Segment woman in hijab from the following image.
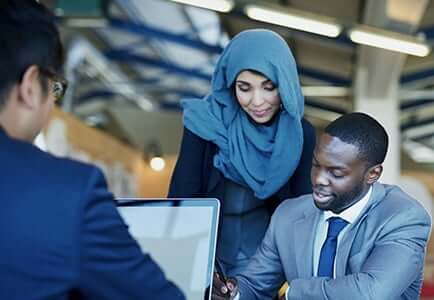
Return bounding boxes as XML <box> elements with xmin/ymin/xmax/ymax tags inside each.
<box><xmin>168</xmin><ymin>29</ymin><xmax>315</xmax><ymax>276</ymax></box>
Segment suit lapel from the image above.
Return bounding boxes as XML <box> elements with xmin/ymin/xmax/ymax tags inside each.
<box><xmin>335</xmin><ymin>183</ymin><xmax>386</xmax><ymax>276</ymax></box>
<box><xmin>335</xmin><ymin>214</ymin><xmax>367</xmax><ymax>275</ymax></box>
<box><xmin>293</xmin><ymin>207</ymin><xmax>321</xmax><ymax>278</ymax></box>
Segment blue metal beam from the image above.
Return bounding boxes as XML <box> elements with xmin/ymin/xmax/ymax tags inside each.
<box><xmin>401</xmin><ymin>116</ymin><xmax>434</xmax><ymax>130</ymax></box>
<box><xmin>400</xmin><ymin>69</ymin><xmax>434</xmax><ymax>84</ymax></box>
<box><xmin>401</xmin><ymin>99</ymin><xmax>434</xmax><ymax>110</ymax></box>
<box><xmin>160</xmin><ymin>101</ymin><xmax>182</xmax><ymax>111</ymax></box>
<box><xmin>112</xmin><ymin>39</ymin><xmax>152</xmax><ymax>55</ymax></box>
<box><xmin>160</xmin><ymin>89</ymin><xmax>205</xmax><ymax>99</ymax></box>
<box><xmin>106</xmin><ymin>50</ymin><xmax>213</xmax><ymax>81</ymax></box>
<box><xmin>413</xmin><ymin>132</ymin><xmax>434</xmax><ymax>142</ymax></box>
<box><xmin>298</xmin><ymin>66</ymin><xmax>351</xmax><ymax>86</ymax></box>
<box><xmin>129</xmin><ymin>77</ymin><xmax>163</xmax><ymax>85</ymax></box>
<box><xmin>419</xmin><ymin>25</ymin><xmax>434</xmax><ymax>41</ymax></box>
<box><xmin>77</xmin><ymin>87</ymin><xmax>205</xmax><ymax>104</ymax></box>
<box><xmin>78</xmin><ymin>90</ymin><xmax>116</xmax><ymax>103</ymax></box>
<box><xmin>305</xmin><ymin>97</ymin><xmax>348</xmax><ymax>115</ymax></box>
<box><xmin>108</xmin><ymin>18</ymin><xmax>223</xmax><ymax>54</ymax></box>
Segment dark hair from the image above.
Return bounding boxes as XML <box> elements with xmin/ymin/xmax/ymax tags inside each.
<box><xmin>0</xmin><ymin>0</ymin><xmax>63</xmax><ymax>110</ymax></box>
<box><xmin>325</xmin><ymin>112</ymin><xmax>389</xmax><ymax>167</ymax></box>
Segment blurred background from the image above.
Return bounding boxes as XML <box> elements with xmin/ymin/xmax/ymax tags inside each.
<box><xmin>35</xmin><ymin>0</ymin><xmax>434</xmax><ymax>296</ymax></box>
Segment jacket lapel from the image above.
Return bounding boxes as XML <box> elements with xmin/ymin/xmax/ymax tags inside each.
<box><xmin>334</xmin><ymin>215</ymin><xmax>368</xmax><ymax>276</ymax></box>
<box><xmin>293</xmin><ymin>206</ymin><xmax>321</xmax><ymax>278</ymax></box>
<box><xmin>335</xmin><ymin>183</ymin><xmax>386</xmax><ymax>276</ymax></box>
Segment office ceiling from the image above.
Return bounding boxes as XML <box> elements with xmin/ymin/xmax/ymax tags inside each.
<box><xmin>41</xmin><ymin>0</ymin><xmax>434</xmax><ymax>165</ymax></box>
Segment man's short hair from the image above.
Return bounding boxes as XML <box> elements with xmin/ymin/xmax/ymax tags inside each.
<box><xmin>0</xmin><ymin>0</ymin><xmax>63</xmax><ymax>110</ymax></box>
<box><xmin>324</xmin><ymin>112</ymin><xmax>389</xmax><ymax>167</ymax></box>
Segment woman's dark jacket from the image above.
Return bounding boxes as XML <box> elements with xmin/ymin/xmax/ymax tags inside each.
<box><xmin>168</xmin><ymin>118</ymin><xmax>316</xmax><ymax>215</ymax></box>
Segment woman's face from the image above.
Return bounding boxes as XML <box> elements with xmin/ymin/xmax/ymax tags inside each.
<box><xmin>235</xmin><ymin>70</ymin><xmax>281</xmax><ymax>124</ymax></box>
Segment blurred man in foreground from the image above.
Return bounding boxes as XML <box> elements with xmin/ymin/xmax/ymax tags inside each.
<box><xmin>0</xmin><ymin>1</ymin><xmax>184</xmax><ymax>299</ymax></box>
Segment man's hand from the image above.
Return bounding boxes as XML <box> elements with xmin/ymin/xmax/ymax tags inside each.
<box><xmin>211</xmin><ymin>272</ymin><xmax>238</xmax><ymax>300</ymax></box>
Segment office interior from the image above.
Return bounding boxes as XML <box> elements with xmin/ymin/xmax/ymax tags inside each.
<box><xmin>37</xmin><ymin>0</ymin><xmax>434</xmax><ymax>298</ymax></box>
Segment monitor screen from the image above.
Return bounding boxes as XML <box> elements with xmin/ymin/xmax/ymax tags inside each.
<box><xmin>117</xmin><ymin>199</ymin><xmax>220</xmax><ymax>300</ymax></box>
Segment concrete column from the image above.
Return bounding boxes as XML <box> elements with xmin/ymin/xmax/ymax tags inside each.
<box><xmin>354</xmin><ymin>55</ymin><xmax>402</xmax><ymax>183</ymax></box>
<box><xmin>353</xmin><ymin>0</ymin><xmax>428</xmax><ymax>184</ymax></box>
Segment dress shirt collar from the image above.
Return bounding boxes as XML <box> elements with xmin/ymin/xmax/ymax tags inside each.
<box><xmin>324</xmin><ymin>186</ymin><xmax>372</xmax><ymax>224</ymax></box>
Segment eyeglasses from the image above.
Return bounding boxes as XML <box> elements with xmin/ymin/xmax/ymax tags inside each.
<box><xmin>39</xmin><ymin>67</ymin><xmax>68</xmax><ymax>102</ymax></box>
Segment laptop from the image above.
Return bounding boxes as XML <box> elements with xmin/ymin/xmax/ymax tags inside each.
<box><xmin>116</xmin><ymin>198</ymin><xmax>220</xmax><ymax>300</ymax></box>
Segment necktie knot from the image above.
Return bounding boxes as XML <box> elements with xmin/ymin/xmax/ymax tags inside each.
<box><xmin>327</xmin><ymin>217</ymin><xmax>348</xmax><ymax>239</ymax></box>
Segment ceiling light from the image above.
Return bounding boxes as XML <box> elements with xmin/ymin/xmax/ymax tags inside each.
<box><xmin>150</xmin><ymin>157</ymin><xmax>166</xmax><ymax>172</ymax></box>
<box><xmin>170</xmin><ymin>0</ymin><xmax>234</xmax><ymax>13</ymax></box>
<box><xmin>349</xmin><ymin>25</ymin><xmax>430</xmax><ymax>57</ymax></box>
<box><xmin>145</xmin><ymin>141</ymin><xmax>166</xmax><ymax>172</ymax></box>
<box><xmin>244</xmin><ymin>4</ymin><xmax>342</xmax><ymax>38</ymax></box>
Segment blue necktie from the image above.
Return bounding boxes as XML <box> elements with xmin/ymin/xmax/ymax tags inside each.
<box><xmin>317</xmin><ymin>217</ymin><xmax>348</xmax><ymax>277</ymax></box>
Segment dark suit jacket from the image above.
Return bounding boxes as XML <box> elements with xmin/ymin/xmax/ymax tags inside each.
<box><xmin>0</xmin><ymin>127</ymin><xmax>185</xmax><ymax>300</ymax></box>
<box><xmin>168</xmin><ymin>118</ymin><xmax>316</xmax><ymax>211</ymax></box>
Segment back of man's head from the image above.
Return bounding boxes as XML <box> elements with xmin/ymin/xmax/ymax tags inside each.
<box><xmin>324</xmin><ymin>112</ymin><xmax>389</xmax><ymax>167</ymax></box>
<box><xmin>0</xmin><ymin>0</ymin><xmax>63</xmax><ymax>110</ymax></box>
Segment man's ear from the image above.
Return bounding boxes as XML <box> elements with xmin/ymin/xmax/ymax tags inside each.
<box><xmin>366</xmin><ymin>164</ymin><xmax>383</xmax><ymax>185</ymax></box>
<box><xmin>17</xmin><ymin>65</ymin><xmax>40</xmax><ymax>109</ymax></box>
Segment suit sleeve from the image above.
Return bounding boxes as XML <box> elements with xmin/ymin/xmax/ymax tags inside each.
<box><xmin>287</xmin><ymin>206</ymin><xmax>431</xmax><ymax>300</ymax></box>
<box><xmin>289</xmin><ymin>118</ymin><xmax>315</xmax><ymax>197</ymax></box>
<box><xmin>78</xmin><ymin>167</ymin><xmax>185</xmax><ymax>300</ymax></box>
<box><xmin>168</xmin><ymin>127</ymin><xmax>207</xmax><ymax>197</ymax></box>
<box><xmin>236</xmin><ymin>205</ymin><xmax>286</xmax><ymax>300</ymax></box>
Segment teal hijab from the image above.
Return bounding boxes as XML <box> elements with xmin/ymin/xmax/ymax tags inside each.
<box><xmin>182</xmin><ymin>29</ymin><xmax>305</xmax><ymax>199</ymax></box>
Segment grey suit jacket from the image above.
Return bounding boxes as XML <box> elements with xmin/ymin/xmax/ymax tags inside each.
<box><xmin>237</xmin><ymin>183</ymin><xmax>432</xmax><ymax>300</ymax></box>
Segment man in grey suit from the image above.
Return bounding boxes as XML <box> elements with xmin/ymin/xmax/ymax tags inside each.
<box><xmin>212</xmin><ymin>112</ymin><xmax>432</xmax><ymax>300</ymax></box>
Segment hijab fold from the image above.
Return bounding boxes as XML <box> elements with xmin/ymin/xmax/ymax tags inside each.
<box><xmin>182</xmin><ymin>29</ymin><xmax>305</xmax><ymax>199</ymax></box>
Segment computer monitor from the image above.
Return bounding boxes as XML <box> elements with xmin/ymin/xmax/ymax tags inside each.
<box><xmin>116</xmin><ymin>198</ymin><xmax>220</xmax><ymax>300</ymax></box>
